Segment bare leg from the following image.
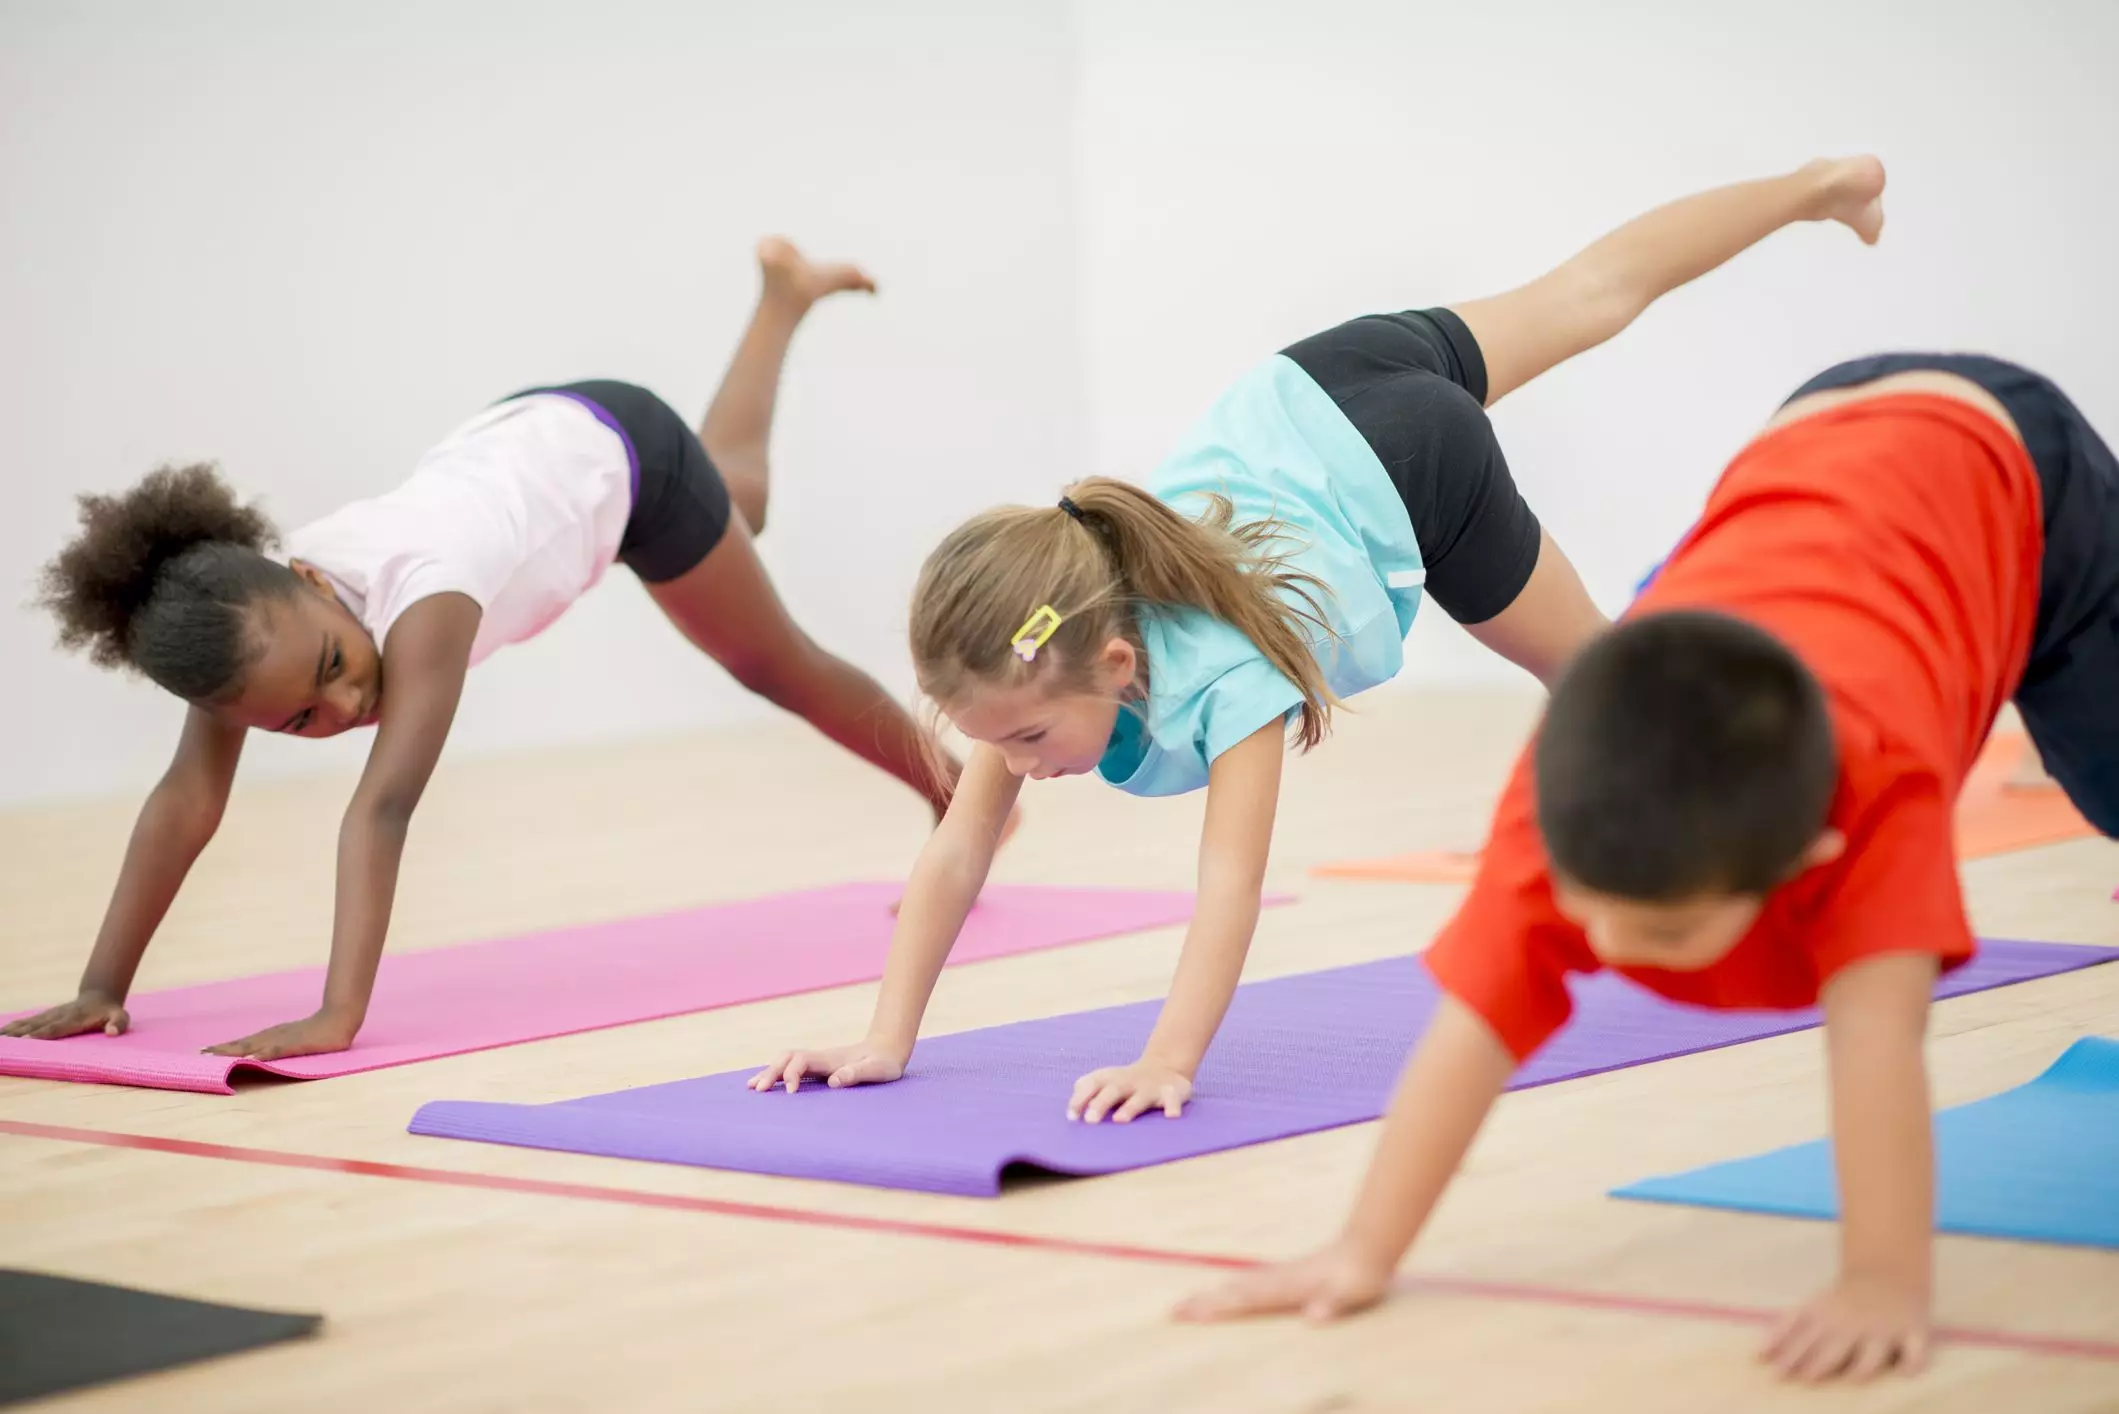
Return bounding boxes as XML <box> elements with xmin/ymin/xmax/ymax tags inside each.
<box><xmin>1451</xmin><ymin>155</ymin><xmax>1887</xmax><ymax>407</ymax></box>
<box><xmin>699</xmin><ymin>237</ymin><xmax>876</xmax><ymax>534</ymax></box>
<box><xmin>1463</xmin><ymin>528</ymin><xmax>1610</xmax><ymax>686</ymax></box>
<box><xmin>647</xmin><ymin>516</ymin><xmax>958</xmax><ymax>819</ymax></box>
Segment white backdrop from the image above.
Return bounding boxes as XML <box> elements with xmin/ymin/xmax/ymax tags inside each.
<box><xmin>1074</xmin><ymin>0</ymin><xmax>2119</xmax><ymax>683</ymax></box>
<box><xmin>7</xmin><ymin>0</ymin><xmax>2116</xmax><ymax>806</ymax></box>
<box><xmin>0</xmin><ymin>0</ymin><xmax>1085</xmax><ymax>805</ymax></box>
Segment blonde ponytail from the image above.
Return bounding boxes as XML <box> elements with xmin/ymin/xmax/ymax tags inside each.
<box><xmin>910</xmin><ymin>476</ymin><xmax>1339</xmax><ymax>749</ymax></box>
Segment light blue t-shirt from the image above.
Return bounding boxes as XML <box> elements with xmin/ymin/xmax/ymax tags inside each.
<box><xmin>1096</xmin><ymin>354</ymin><xmax>1427</xmax><ymax>798</ymax></box>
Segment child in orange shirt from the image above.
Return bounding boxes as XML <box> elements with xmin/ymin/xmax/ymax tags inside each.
<box><xmin>1181</xmin><ymin>352</ymin><xmax>2119</xmax><ymax>1382</ymax></box>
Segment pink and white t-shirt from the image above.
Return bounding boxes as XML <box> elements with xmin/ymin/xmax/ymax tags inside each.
<box><xmin>283</xmin><ymin>395</ymin><xmax>632</xmax><ymax>665</ymax></box>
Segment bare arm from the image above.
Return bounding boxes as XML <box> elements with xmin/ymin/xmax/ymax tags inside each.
<box><xmin>865</xmin><ymin>743</ymin><xmax>1023</xmax><ymax>1054</ymax></box>
<box><xmin>1337</xmin><ymin>995</ymin><xmax>1519</xmax><ymax>1262</ymax></box>
<box><xmin>752</xmin><ymin>742</ymin><xmax>1021</xmax><ymax>1091</ymax></box>
<box><xmin>2</xmin><ymin>705</ymin><xmax>244</xmax><ymax>1039</ymax></box>
<box><xmin>1451</xmin><ymin>156</ymin><xmax>1885</xmax><ymax>406</ymax></box>
<box><xmin>206</xmin><ymin>593</ymin><xmax>481</xmax><ymax>1059</ymax></box>
<box><xmin>1765</xmin><ymin>951</ymin><xmax>1937</xmax><ymax>1380</ymax></box>
<box><xmin>1177</xmin><ymin>992</ymin><xmax>1517</xmax><ymax>1321</ymax></box>
<box><xmin>1072</xmin><ymin>722</ymin><xmax>1283</xmax><ymax>1121</ymax></box>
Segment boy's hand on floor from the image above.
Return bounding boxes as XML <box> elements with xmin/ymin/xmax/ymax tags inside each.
<box><xmin>1172</xmin><ymin>1239</ymin><xmax>1394</xmax><ymax>1324</ymax></box>
<box><xmin>1068</xmin><ymin>1058</ymin><xmax>1193</xmax><ymax>1123</ymax></box>
<box><xmin>1764</xmin><ymin>1272</ymin><xmax>1931</xmax><ymax>1382</ymax></box>
<box><xmin>750</xmin><ymin>1040</ymin><xmax>907</xmax><ymax>1094</ymax></box>
<box><xmin>203</xmin><ymin>1010</ymin><xmax>358</xmax><ymax>1062</ymax></box>
<box><xmin>2</xmin><ymin>991</ymin><xmax>130</xmax><ymax>1040</ymax></box>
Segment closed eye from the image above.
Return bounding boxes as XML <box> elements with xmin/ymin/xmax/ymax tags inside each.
<box><xmin>1019</xmin><ymin>730</ymin><xmax>1046</xmax><ymax>745</ymax></box>
<box><xmin>327</xmin><ymin>644</ymin><xmax>344</xmax><ymax>679</ymax></box>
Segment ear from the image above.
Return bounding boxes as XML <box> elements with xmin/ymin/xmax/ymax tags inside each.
<box><xmin>1796</xmin><ymin>828</ymin><xmax>1846</xmax><ymax>872</ymax></box>
<box><xmin>1090</xmin><ymin>636</ymin><xmax>1137</xmax><ymax>694</ymax></box>
<box><xmin>287</xmin><ymin>559</ymin><xmax>337</xmax><ymax>602</ymax></box>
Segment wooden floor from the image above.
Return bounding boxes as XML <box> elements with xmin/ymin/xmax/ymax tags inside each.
<box><xmin>4</xmin><ymin>692</ymin><xmax>2117</xmax><ymax>1413</ymax></box>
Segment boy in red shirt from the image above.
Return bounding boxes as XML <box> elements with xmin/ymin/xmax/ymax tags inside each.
<box><xmin>1178</xmin><ymin>352</ymin><xmax>2119</xmax><ymax>1382</ymax></box>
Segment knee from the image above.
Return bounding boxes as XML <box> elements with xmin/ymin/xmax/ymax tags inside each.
<box><xmin>711</xmin><ymin>448</ymin><xmax>768</xmax><ymax>535</ymax></box>
<box><xmin>737</xmin><ymin>497</ymin><xmax>766</xmax><ymax>537</ymax></box>
<box><xmin>724</xmin><ymin>638</ymin><xmax>818</xmax><ymax>706</ymax></box>
<box><xmin>725</xmin><ymin>651</ymin><xmax>793</xmax><ymax>703</ymax></box>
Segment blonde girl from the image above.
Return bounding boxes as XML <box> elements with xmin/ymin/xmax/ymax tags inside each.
<box><xmin>754</xmin><ymin>157</ymin><xmax>1888</xmax><ymax>1121</ymax></box>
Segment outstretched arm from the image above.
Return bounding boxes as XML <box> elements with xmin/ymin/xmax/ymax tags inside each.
<box><xmin>1176</xmin><ymin>993</ymin><xmax>1518</xmax><ymax>1321</ymax></box>
<box><xmin>204</xmin><ymin>593</ymin><xmax>482</xmax><ymax>1060</ymax></box>
<box><xmin>751</xmin><ymin>741</ymin><xmax>1023</xmax><ymax>1093</ymax></box>
<box><xmin>1071</xmin><ymin>721</ymin><xmax>1284</xmax><ymax>1123</ymax></box>
<box><xmin>1452</xmin><ymin>155</ymin><xmax>1886</xmax><ymax>406</ymax></box>
<box><xmin>2</xmin><ymin>706</ymin><xmax>245</xmax><ymax>1040</ymax></box>
<box><xmin>1765</xmin><ymin>951</ymin><xmax>1937</xmax><ymax>1382</ymax></box>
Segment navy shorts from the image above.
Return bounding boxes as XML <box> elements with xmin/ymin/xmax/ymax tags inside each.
<box><xmin>1280</xmin><ymin>309</ymin><xmax>1544</xmax><ymax>625</ymax></box>
<box><xmin>1786</xmin><ymin>354</ymin><xmax>2119</xmax><ymax>834</ymax></box>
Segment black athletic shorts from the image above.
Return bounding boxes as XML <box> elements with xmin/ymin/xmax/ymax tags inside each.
<box><xmin>1787</xmin><ymin>354</ymin><xmax>2119</xmax><ymax>835</ymax></box>
<box><xmin>505</xmin><ymin>379</ymin><xmax>734</xmax><ymax>583</ymax></box>
<box><xmin>1280</xmin><ymin>308</ymin><xmax>1542</xmax><ymax>625</ymax></box>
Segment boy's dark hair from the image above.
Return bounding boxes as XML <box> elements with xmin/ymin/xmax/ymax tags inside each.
<box><xmin>1533</xmin><ymin>609</ymin><xmax>1838</xmax><ymax>900</ymax></box>
<box><xmin>39</xmin><ymin>462</ymin><xmax>301</xmax><ymax>703</ymax></box>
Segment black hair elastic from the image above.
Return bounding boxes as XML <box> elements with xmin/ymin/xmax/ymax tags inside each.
<box><xmin>1057</xmin><ymin>496</ymin><xmax>1085</xmax><ymax>522</ymax></box>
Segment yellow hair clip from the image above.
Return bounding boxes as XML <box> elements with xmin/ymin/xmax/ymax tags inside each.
<box><xmin>1011</xmin><ymin>604</ymin><xmax>1063</xmax><ymax>663</ymax></box>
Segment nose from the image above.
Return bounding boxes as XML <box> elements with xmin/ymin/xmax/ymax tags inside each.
<box><xmin>1002</xmin><ymin>751</ymin><xmax>1037</xmax><ymax>778</ymax></box>
<box><xmin>328</xmin><ymin>679</ymin><xmax>367</xmax><ymax>726</ymax></box>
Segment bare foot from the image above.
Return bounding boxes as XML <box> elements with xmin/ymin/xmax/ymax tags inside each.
<box><xmin>1806</xmin><ymin>155</ymin><xmax>1887</xmax><ymax>245</ymax></box>
<box><xmin>757</xmin><ymin>236</ymin><xmax>876</xmax><ymax>310</ymax></box>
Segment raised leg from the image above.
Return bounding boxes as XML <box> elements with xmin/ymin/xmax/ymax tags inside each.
<box><xmin>646</xmin><ymin>515</ymin><xmax>957</xmax><ymax>819</ymax></box>
<box><xmin>1463</xmin><ymin>528</ymin><xmax>1610</xmax><ymax>686</ymax></box>
<box><xmin>698</xmin><ymin>237</ymin><xmax>876</xmax><ymax>534</ymax></box>
<box><xmin>1450</xmin><ymin>156</ymin><xmax>1887</xmax><ymax>407</ymax></box>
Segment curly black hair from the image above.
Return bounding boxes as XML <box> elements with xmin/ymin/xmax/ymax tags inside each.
<box><xmin>39</xmin><ymin>462</ymin><xmax>303</xmax><ymax>702</ymax></box>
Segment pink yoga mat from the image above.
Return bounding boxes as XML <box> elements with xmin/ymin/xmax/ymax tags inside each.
<box><xmin>0</xmin><ymin>883</ymin><xmax>1250</xmax><ymax>1095</ymax></box>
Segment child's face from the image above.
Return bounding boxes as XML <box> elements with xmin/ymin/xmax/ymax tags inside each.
<box><xmin>944</xmin><ymin>638</ymin><xmax>1138</xmax><ymax>780</ymax></box>
<box><xmin>1552</xmin><ymin>831</ymin><xmax>1847</xmax><ymax>972</ymax></box>
<box><xmin>1552</xmin><ymin>885</ymin><xmax>1765</xmax><ymax>972</ymax></box>
<box><xmin>217</xmin><ymin>566</ymin><xmax>384</xmax><ymax>738</ymax></box>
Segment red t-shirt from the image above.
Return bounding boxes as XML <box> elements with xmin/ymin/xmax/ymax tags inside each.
<box><xmin>1427</xmin><ymin>394</ymin><xmax>2045</xmax><ymax>1059</ymax></box>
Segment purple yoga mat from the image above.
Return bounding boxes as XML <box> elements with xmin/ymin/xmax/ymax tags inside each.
<box><xmin>408</xmin><ymin>938</ymin><xmax>2119</xmax><ymax>1197</ymax></box>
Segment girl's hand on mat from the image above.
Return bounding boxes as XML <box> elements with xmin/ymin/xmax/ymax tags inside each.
<box><xmin>750</xmin><ymin>1041</ymin><xmax>908</xmax><ymax>1094</ymax></box>
<box><xmin>1763</xmin><ymin>1273</ymin><xmax>1931</xmax><ymax>1382</ymax></box>
<box><xmin>0</xmin><ymin>991</ymin><xmax>130</xmax><ymax>1041</ymax></box>
<box><xmin>1172</xmin><ymin>1240</ymin><xmax>1393</xmax><ymax>1324</ymax></box>
<box><xmin>1068</xmin><ymin>1059</ymin><xmax>1193</xmax><ymax>1123</ymax></box>
<box><xmin>202</xmin><ymin>1011</ymin><xmax>359</xmax><ymax>1062</ymax></box>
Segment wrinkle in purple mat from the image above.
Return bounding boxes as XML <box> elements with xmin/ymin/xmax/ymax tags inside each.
<box><xmin>408</xmin><ymin>939</ymin><xmax>2119</xmax><ymax>1197</ymax></box>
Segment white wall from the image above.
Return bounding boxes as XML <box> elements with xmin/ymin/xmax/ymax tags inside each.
<box><xmin>0</xmin><ymin>0</ymin><xmax>1084</xmax><ymax>805</ymax></box>
<box><xmin>1073</xmin><ymin>0</ymin><xmax>2119</xmax><ymax>686</ymax></box>
<box><xmin>11</xmin><ymin>1</ymin><xmax>2119</xmax><ymax>806</ymax></box>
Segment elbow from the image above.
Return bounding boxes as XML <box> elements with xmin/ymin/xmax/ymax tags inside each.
<box><xmin>152</xmin><ymin>781</ymin><xmax>226</xmax><ymax>851</ymax></box>
<box><xmin>924</xmin><ymin>819</ymin><xmax>994</xmax><ymax>888</ymax></box>
<box><xmin>1570</xmin><ymin>263</ymin><xmax>1651</xmax><ymax>342</ymax></box>
<box><xmin>351</xmin><ymin>788</ymin><xmax>422</xmax><ymax>838</ymax></box>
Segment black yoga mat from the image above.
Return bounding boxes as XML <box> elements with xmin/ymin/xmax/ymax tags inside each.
<box><xmin>0</xmin><ymin>1269</ymin><xmax>320</xmax><ymax>1405</ymax></box>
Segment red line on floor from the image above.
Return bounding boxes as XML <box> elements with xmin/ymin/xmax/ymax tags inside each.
<box><xmin>6</xmin><ymin>1117</ymin><xmax>2115</xmax><ymax>1365</ymax></box>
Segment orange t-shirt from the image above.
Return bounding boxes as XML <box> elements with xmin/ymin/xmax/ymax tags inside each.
<box><xmin>1426</xmin><ymin>394</ymin><xmax>2045</xmax><ymax>1060</ymax></box>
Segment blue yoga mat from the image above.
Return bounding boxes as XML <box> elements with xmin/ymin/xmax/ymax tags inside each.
<box><xmin>1613</xmin><ymin>1036</ymin><xmax>2119</xmax><ymax>1249</ymax></box>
